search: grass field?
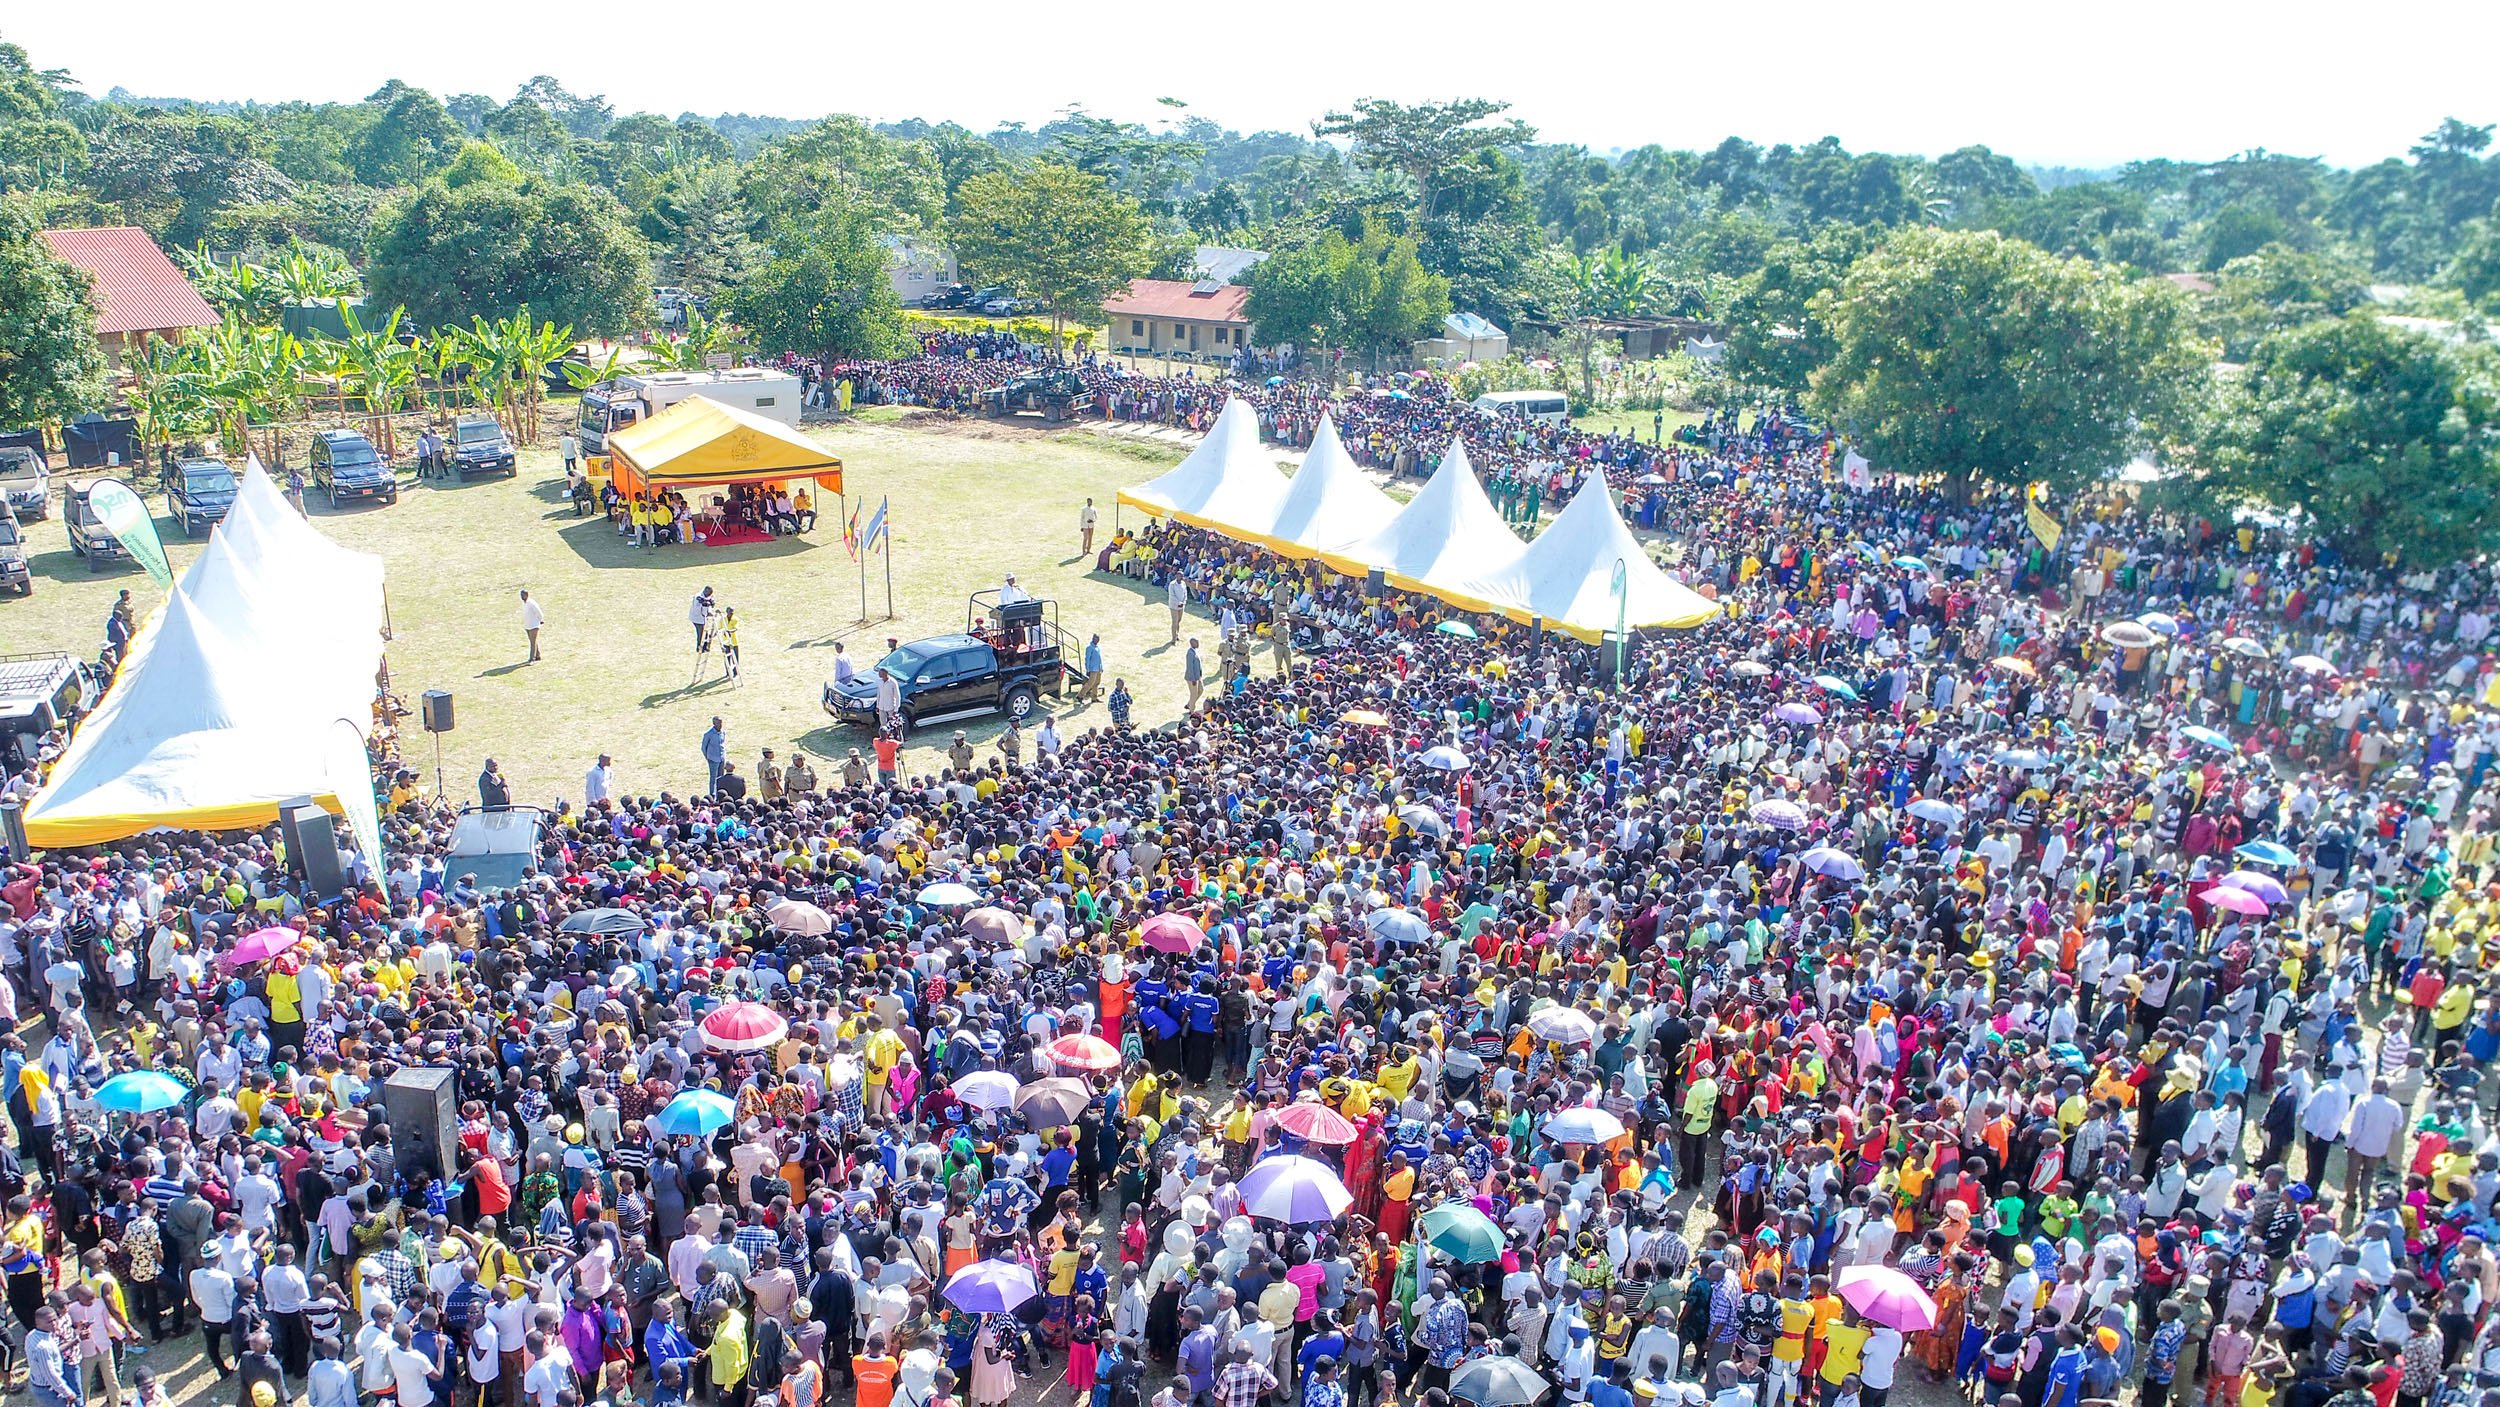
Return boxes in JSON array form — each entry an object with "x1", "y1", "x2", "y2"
[
  {"x1": 1571, "y1": 405, "x2": 1705, "y2": 442},
  {"x1": 5, "y1": 411, "x2": 1208, "y2": 809}
]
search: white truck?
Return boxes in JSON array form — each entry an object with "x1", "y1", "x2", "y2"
[{"x1": 576, "y1": 368, "x2": 804, "y2": 455}]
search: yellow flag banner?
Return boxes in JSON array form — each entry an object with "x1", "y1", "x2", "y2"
[{"x1": 2026, "y1": 500, "x2": 2064, "y2": 553}]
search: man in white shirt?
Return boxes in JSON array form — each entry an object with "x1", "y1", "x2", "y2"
[
  {"x1": 584, "y1": 754, "x2": 614, "y2": 807},
  {"x1": 523, "y1": 1329, "x2": 573, "y2": 1407},
  {"x1": 193, "y1": 1261, "x2": 241, "y2": 1375},
  {"x1": 519, "y1": 589, "x2": 544, "y2": 663}
]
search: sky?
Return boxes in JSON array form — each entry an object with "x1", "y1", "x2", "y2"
[{"x1": 14, "y1": 1, "x2": 2498, "y2": 171}]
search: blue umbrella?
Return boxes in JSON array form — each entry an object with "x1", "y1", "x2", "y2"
[
  {"x1": 651, "y1": 1090, "x2": 737, "y2": 1138},
  {"x1": 2181, "y1": 725, "x2": 2233, "y2": 751},
  {"x1": 2235, "y1": 840, "x2": 2298, "y2": 868},
  {"x1": 96, "y1": 1071, "x2": 188, "y2": 1114}
]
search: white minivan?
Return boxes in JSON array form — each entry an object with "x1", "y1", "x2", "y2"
[{"x1": 1471, "y1": 390, "x2": 1571, "y2": 426}]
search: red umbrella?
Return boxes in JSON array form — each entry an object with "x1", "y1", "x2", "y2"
[
  {"x1": 1273, "y1": 1100, "x2": 1360, "y2": 1146},
  {"x1": 1138, "y1": 913, "x2": 1206, "y2": 954},
  {"x1": 700, "y1": 1001, "x2": 789, "y2": 1052},
  {"x1": 1044, "y1": 1034, "x2": 1122, "y2": 1073}
]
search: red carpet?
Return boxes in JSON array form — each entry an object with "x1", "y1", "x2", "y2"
[{"x1": 692, "y1": 525, "x2": 775, "y2": 547}]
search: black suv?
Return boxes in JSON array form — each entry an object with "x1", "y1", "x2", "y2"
[
  {"x1": 309, "y1": 429, "x2": 398, "y2": 507},
  {"x1": 165, "y1": 457, "x2": 239, "y2": 536},
  {"x1": 450, "y1": 418, "x2": 516, "y2": 479}
]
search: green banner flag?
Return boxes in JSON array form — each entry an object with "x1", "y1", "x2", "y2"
[{"x1": 86, "y1": 477, "x2": 172, "y2": 590}]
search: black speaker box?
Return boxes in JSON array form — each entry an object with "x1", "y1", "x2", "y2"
[{"x1": 421, "y1": 689, "x2": 455, "y2": 733}]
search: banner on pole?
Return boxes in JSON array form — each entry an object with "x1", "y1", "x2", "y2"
[
  {"x1": 844, "y1": 504, "x2": 862, "y2": 560},
  {"x1": 2025, "y1": 500, "x2": 2064, "y2": 553},
  {"x1": 863, "y1": 496, "x2": 889, "y2": 552},
  {"x1": 1841, "y1": 450, "x2": 1873, "y2": 492},
  {"x1": 86, "y1": 477, "x2": 173, "y2": 589}
]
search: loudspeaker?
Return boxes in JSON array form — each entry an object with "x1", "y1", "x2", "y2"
[
  {"x1": 1365, "y1": 568, "x2": 1385, "y2": 600},
  {"x1": 286, "y1": 803, "x2": 347, "y2": 899},
  {"x1": 382, "y1": 1066, "x2": 457, "y2": 1183},
  {"x1": 420, "y1": 689, "x2": 455, "y2": 733}
]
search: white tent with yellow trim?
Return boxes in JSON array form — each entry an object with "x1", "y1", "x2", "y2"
[
  {"x1": 1222, "y1": 412, "x2": 1399, "y2": 560},
  {"x1": 1113, "y1": 398, "x2": 1286, "y2": 529},
  {"x1": 1476, "y1": 477, "x2": 1720, "y2": 639},
  {"x1": 1317, "y1": 439, "x2": 1525, "y2": 611},
  {"x1": 23, "y1": 459, "x2": 387, "y2": 849}
]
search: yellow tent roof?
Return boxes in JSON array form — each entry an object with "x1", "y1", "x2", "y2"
[{"x1": 608, "y1": 394, "x2": 844, "y2": 491}]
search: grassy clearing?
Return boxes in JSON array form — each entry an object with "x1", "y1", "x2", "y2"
[
  {"x1": 1571, "y1": 406, "x2": 1705, "y2": 442},
  {"x1": 5, "y1": 417, "x2": 1204, "y2": 809}
]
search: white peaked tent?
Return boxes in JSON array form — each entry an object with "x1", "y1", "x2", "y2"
[
  {"x1": 1318, "y1": 439, "x2": 1526, "y2": 611},
  {"x1": 24, "y1": 458, "x2": 389, "y2": 849},
  {"x1": 1113, "y1": 397, "x2": 1288, "y2": 529},
  {"x1": 1482, "y1": 477, "x2": 1721, "y2": 639},
  {"x1": 1227, "y1": 412, "x2": 1401, "y2": 560}
]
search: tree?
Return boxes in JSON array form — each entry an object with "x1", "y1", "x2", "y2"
[
  {"x1": 2195, "y1": 314, "x2": 2500, "y2": 566},
  {"x1": 441, "y1": 140, "x2": 522, "y2": 189},
  {"x1": 320, "y1": 302, "x2": 416, "y2": 455},
  {"x1": 1313, "y1": 99, "x2": 1535, "y2": 218},
  {"x1": 2444, "y1": 217, "x2": 2500, "y2": 311},
  {"x1": 726, "y1": 208, "x2": 912, "y2": 362},
  {"x1": 0, "y1": 39, "x2": 87, "y2": 189},
  {"x1": 1245, "y1": 225, "x2": 1450, "y2": 370},
  {"x1": 351, "y1": 81, "x2": 463, "y2": 186},
  {"x1": 1724, "y1": 225, "x2": 1876, "y2": 393},
  {"x1": 0, "y1": 194, "x2": 105, "y2": 425},
  {"x1": 739, "y1": 116, "x2": 943, "y2": 234},
  {"x1": 1543, "y1": 245, "x2": 1661, "y2": 401},
  {"x1": 1813, "y1": 227, "x2": 2210, "y2": 496},
  {"x1": 366, "y1": 179, "x2": 650, "y2": 335},
  {"x1": 950, "y1": 162, "x2": 1153, "y2": 350},
  {"x1": 2202, "y1": 242, "x2": 2368, "y2": 359}
]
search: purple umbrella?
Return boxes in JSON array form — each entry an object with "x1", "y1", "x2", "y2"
[
  {"x1": 1236, "y1": 1155, "x2": 1353, "y2": 1224},
  {"x1": 942, "y1": 1259, "x2": 1039, "y2": 1313},
  {"x1": 1771, "y1": 702, "x2": 1823, "y2": 726},
  {"x1": 1750, "y1": 799, "x2": 1810, "y2": 831},
  {"x1": 2218, "y1": 870, "x2": 2289, "y2": 905}
]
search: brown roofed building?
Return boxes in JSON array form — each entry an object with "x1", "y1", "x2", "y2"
[
  {"x1": 37, "y1": 226, "x2": 220, "y2": 368},
  {"x1": 1103, "y1": 278, "x2": 1255, "y2": 360}
]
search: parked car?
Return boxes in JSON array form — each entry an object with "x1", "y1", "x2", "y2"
[
  {"x1": 63, "y1": 483, "x2": 133, "y2": 570},
  {"x1": 0, "y1": 445, "x2": 48, "y2": 521},
  {"x1": 918, "y1": 284, "x2": 972, "y2": 309},
  {"x1": 445, "y1": 804, "x2": 551, "y2": 892},
  {"x1": 980, "y1": 297, "x2": 1021, "y2": 315},
  {"x1": 450, "y1": 418, "x2": 517, "y2": 479},
  {"x1": 823, "y1": 591, "x2": 1076, "y2": 730},
  {"x1": 309, "y1": 428, "x2": 398, "y2": 507},
  {"x1": 0, "y1": 515, "x2": 29, "y2": 595},
  {"x1": 164, "y1": 457, "x2": 239, "y2": 537}
]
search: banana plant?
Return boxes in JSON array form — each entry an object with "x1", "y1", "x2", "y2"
[
  {"x1": 562, "y1": 346, "x2": 624, "y2": 393},
  {"x1": 325, "y1": 303, "x2": 416, "y2": 458},
  {"x1": 493, "y1": 309, "x2": 576, "y2": 443},
  {"x1": 131, "y1": 335, "x2": 221, "y2": 452},
  {"x1": 662, "y1": 307, "x2": 750, "y2": 371},
  {"x1": 268, "y1": 238, "x2": 362, "y2": 304}
]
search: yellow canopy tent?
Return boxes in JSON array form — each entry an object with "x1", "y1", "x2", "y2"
[{"x1": 607, "y1": 394, "x2": 844, "y2": 496}]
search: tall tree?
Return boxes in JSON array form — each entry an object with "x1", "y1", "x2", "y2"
[
  {"x1": 725, "y1": 208, "x2": 912, "y2": 361},
  {"x1": 2194, "y1": 314, "x2": 2500, "y2": 567},
  {"x1": 740, "y1": 116, "x2": 943, "y2": 234},
  {"x1": 1246, "y1": 225, "x2": 1450, "y2": 368},
  {"x1": 1313, "y1": 99, "x2": 1534, "y2": 218},
  {"x1": 351, "y1": 81, "x2": 463, "y2": 186},
  {"x1": 1813, "y1": 227, "x2": 2209, "y2": 496},
  {"x1": 1724, "y1": 225, "x2": 1876, "y2": 393},
  {"x1": 0, "y1": 193, "x2": 105, "y2": 424},
  {"x1": 0, "y1": 39, "x2": 86, "y2": 189},
  {"x1": 366, "y1": 179, "x2": 651, "y2": 335},
  {"x1": 950, "y1": 162, "x2": 1153, "y2": 350}
]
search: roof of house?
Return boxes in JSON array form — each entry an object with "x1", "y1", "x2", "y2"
[
  {"x1": 1442, "y1": 312, "x2": 1505, "y2": 340},
  {"x1": 2161, "y1": 271, "x2": 2217, "y2": 295},
  {"x1": 37, "y1": 227, "x2": 219, "y2": 337},
  {"x1": 1103, "y1": 278, "x2": 1251, "y2": 325},
  {"x1": 1192, "y1": 245, "x2": 1269, "y2": 284}
]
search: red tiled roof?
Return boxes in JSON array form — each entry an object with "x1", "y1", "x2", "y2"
[
  {"x1": 1102, "y1": 278, "x2": 1251, "y2": 325},
  {"x1": 37, "y1": 227, "x2": 219, "y2": 337}
]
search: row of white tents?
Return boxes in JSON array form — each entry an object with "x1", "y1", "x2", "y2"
[
  {"x1": 24, "y1": 459, "x2": 388, "y2": 854},
  {"x1": 1116, "y1": 399, "x2": 1719, "y2": 640}
]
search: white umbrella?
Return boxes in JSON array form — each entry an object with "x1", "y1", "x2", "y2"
[
  {"x1": 1526, "y1": 1006, "x2": 1599, "y2": 1045},
  {"x1": 1365, "y1": 908, "x2": 1431, "y2": 944},
  {"x1": 919, "y1": 881, "x2": 981, "y2": 907},
  {"x1": 1906, "y1": 798, "x2": 1964, "y2": 826},
  {"x1": 954, "y1": 1071, "x2": 1020, "y2": 1110},
  {"x1": 1419, "y1": 745, "x2": 1471, "y2": 771}
]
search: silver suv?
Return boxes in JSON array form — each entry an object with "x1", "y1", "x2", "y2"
[{"x1": 0, "y1": 446, "x2": 48, "y2": 521}]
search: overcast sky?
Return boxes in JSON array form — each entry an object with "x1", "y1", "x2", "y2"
[{"x1": 15, "y1": 1, "x2": 2495, "y2": 170}]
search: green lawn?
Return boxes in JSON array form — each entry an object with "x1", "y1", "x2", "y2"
[
  {"x1": 1571, "y1": 406, "x2": 1704, "y2": 443},
  {"x1": 6, "y1": 411, "x2": 1202, "y2": 809}
]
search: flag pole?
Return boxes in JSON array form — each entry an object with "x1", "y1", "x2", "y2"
[{"x1": 882, "y1": 512, "x2": 895, "y2": 620}]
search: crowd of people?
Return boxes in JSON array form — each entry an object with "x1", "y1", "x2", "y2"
[{"x1": 9, "y1": 376, "x2": 2500, "y2": 1407}]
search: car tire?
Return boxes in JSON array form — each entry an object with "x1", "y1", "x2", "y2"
[
  {"x1": 328, "y1": 487, "x2": 341, "y2": 509},
  {"x1": 1005, "y1": 685, "x2": 1038, "y2": 720}
]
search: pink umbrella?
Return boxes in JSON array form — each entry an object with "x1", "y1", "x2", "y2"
[
  {"x1": 1138, "y1": 913, "x2": 1205, "y2": 954},
  {"x1": 2217, "y1": 871, "x2": 2289, "y2": 905},
  {"x1": 1835, "y1": 1265, "x2": 1937, "y2": 1331},
  {"x1": 1272, "y1": 1100, "x2": 1360, "y2": 1146},
  {"x1": 2203, "y1": 885, "x2": 2272, "y2": 917},
  {"x1": 1044, "y1": 1034, "x2": 1122, "y2": 1073},
  {"x1": 700, "y1": 1001, "x2": 790, "y2": 1052},
  {"x1": 220, "y1": 925, "x2": 302, "y2": 968}
]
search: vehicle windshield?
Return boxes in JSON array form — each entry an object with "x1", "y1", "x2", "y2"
[
  {"x1": 0, "y1": 454, "x2": 38, "y2": 482},
  {"x1": 456, "y1": 422, "x2": 503, "y2": 446},
  {"x1": 0, "y1": 519, "x2": 21, "y2": 545},
  {"x1": 182, "y1": 464, "x2": 237, "y2": 494},
  {"x1": 326, "y1": 440, "x2": 376, "y2": 466},
  {"x1": 875, "y1": 644, "x2": 933, "y2": 677}
]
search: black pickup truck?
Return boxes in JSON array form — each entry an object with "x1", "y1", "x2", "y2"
[{"x1": 823, "y1": 591, "x2": 1077, "y2": 730}]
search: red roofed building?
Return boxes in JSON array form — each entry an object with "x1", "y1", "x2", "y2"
[
  {"x1": 37, "y1": 226, "x2": 220, "y2": 368},
  {"x1": 1103, "y1": 278, "x2": 1256, "y2": 360}
]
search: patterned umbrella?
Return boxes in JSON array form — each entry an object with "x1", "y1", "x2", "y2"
[
  {"x1": 1750, "y1": 799, "x2": 1809, "y2": 830},
  {"x1": 1043, "y1": 1034, "x2": 1122, "y2": 1073},
  {"x1": 1236, "y1": 1155, "x2": 1353, "y2": 1224},
  {"x1": 700, "y1": 1002, "x2": 789, "y2": 1052}
]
